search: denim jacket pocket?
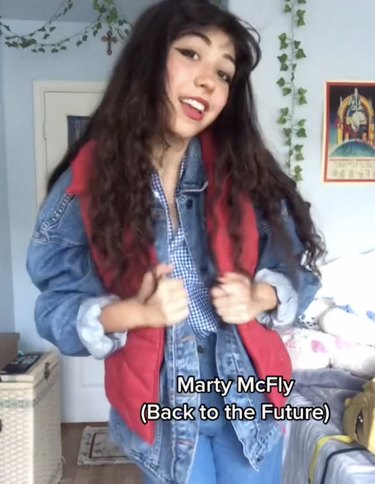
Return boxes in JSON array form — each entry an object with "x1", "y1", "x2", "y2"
[{"x1": 32, "y1": 169, "x2": 83, "y2": 243}]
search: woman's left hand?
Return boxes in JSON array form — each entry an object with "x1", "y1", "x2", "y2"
[{"x1": 210, "y1": 272, "x2": 277, "y2": 324}]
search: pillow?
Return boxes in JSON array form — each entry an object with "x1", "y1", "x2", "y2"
[
  {"x1": 281, "y1": 325, "x2": 375, "y2": 378},
  {"x1": 319, "y1": 307, "x2": 375, "y2": 347},
  {"x1": 281, "y1": 327, "x2": 331, "y2": 370}
]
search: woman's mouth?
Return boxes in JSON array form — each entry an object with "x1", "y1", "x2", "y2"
[{"x1": 179, "y1": 97, "x2": 209, "y2": 121}]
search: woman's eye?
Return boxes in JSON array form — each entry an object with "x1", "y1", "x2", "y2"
[
  {"x1": 177, "y1": 48, "x2": 199, "y2": 60},
  {"x1": 218, "y1": 70, "x2": 232, "y2": 84}
]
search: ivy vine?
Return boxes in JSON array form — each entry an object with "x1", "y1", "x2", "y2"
[
  {"x1": 277, "y1": 0, "x2": 307, "y2": 182},
  {"x1": 0, "y1": 0, "x2": 131, "y2": 54}
]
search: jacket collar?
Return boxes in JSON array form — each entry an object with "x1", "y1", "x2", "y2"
[{"x1": 179, "y1": 137, "x2": 208, "y2": 194}]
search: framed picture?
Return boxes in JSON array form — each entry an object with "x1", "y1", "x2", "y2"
[
  {"x1": 322, "y1": 81, "x2": 375, "y2": 183},
  {"x1": 67, "y1": 115, "x2": 90, "y2": 147}
]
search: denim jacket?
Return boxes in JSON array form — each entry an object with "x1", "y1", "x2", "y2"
[{"x1": 26, "y1": 138, "x2": 320, "y2": 483}]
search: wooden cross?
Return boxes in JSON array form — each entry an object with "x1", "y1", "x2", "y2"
[{"x1": 101, "y1": 30, "x2": 117, "y2": 56}]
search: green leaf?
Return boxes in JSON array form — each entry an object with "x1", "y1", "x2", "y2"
[
  {"x1": 50, "y1": 26, "x2": 56, "y2": 32},
  {"x1": 297, "y1": 88, "x2": 307, "y2": 95},
  {"x1": 278, "y1": 53, "x2": 288, "y2": 63},
  {"x1": 294, "y1": 144, "x2": 303, "y2": 152},
  {"x1": 284, "y1": 4, "x2": 292, "y2": 13},
  {"x1": 297, "y1": 18, "x2": 306, "y2": 26},
  {"x1": 278, "y1": 33, "x2": 288, "y2": 41},
  {"x1": 298, "y1": 96, "x2": 307, "y2": 105},
  {"x1": 296, "y1": 128, "x2": 307, "y2": 137},
  {"x1": 297, "y1": 119, "x2": 306, "y2": 127},
  {"x1": 280, "y1": 39, "x2": 289, "y2": 49},
  {"x1": 295, "y1": 152, "x2": 304, "y2": 161},
  {"x1": 280, "y1": 63, "x2": 289, "y2": 71},
  {"x1": 295, "y1": 48, "x2": 306, "y2": 59},
  {"x1": 284, "y1": 128, "x2": 292, "y2": 137},
  {"x1": 281, "y1": 107, "x2": 289, "y2": 116},
  {"x1": 51, "y1": 48, "x2": 59, "y2": 53},
  {"x1": 106, "y1": 8, "x2": 119, "y2": 25},
  {"x1": 283, "y1": 87, "x2": 292, "y2": 96},
  {"x1": 277, "y1": 117, "x2": 287, "y2": 125},
  {"x1": 293, "y1": 40, "x2": 301, "y2": 49},
  {"x1": 297, "y1": 0, "x2": 307, "y2": 4},
  {"x1": 277, "y1": 77, "x2": 286, "y2": 87}
]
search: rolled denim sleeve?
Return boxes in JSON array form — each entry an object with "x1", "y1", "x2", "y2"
[
  {"x1": 254, "y1": 268, "x2": 298, "y2": 329},
  {"x1": 256, "y1": 201, "x2": 321, "y2": 322},
  {"x1": 77, "y1": 295, "x2": 127, "y2": 359}
]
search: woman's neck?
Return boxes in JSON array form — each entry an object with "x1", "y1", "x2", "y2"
[{"x1": 152, "y1": 135, "x2": 190, "y2": 176}]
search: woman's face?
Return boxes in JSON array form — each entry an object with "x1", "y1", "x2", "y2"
[{"x1": 165, "y1": 27, "x2": 236, "y2": 142}]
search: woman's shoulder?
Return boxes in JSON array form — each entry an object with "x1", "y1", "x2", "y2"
[
  {"x1": 254, "y1": 199, "x2": 289, "y2": 234},
  {"x1": 33, "y1": 166, "x2": 87, "y2": 247}
]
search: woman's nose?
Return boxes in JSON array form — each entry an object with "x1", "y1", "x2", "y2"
[{"x1": 194, "y1": 71, "x2": 215, "y2": 91}]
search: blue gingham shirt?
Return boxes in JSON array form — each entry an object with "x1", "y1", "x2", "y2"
[
  {"x1": 151, "y1": 160, "x2": 219, "y2": 336},
  {"x1": 76, "y1": 153, "x2": 299, "y2": 358}
]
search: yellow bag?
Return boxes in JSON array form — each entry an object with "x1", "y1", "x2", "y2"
[{"x1": 343, "y1": 378, "x2": 375, "y2": 455}]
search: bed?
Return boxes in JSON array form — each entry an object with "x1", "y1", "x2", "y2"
[{"x1": 281, "y1": 250, "x2": 375, "y2": 483}]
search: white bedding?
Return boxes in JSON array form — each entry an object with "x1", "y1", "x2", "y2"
[{"x1": 282, "y1": 249, "x2": 375, "y2": 378}]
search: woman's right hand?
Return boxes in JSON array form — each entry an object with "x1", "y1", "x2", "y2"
[
  {"x1": 100, "y1": 264, "x2": 189, "y2": 332},
  {"x1": 137, "y1": 264, "x2": 189, "y2": 328}
]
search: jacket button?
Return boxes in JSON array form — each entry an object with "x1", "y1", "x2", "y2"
[
  {"x1": 186, "y1": 199, "x2": 193, "y2": 209},
  {"x1": 197, "y1": 345, "x2": 205, "y2": 353}
]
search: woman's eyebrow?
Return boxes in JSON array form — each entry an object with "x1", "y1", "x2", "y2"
[{"x1": 178, "y1": 30, "x2": 235, "y2": 65}]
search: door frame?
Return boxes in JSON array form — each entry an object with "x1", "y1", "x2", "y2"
[{"x1": 33, "y1": 80, "x2": 104, "y2": 207}]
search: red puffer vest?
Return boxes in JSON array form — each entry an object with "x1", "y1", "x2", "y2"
[{"x1": 67, "y1": 131, "x2": 292, "y2": 444}]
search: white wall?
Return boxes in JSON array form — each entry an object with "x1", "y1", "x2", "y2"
[
  {"x1": 0, "y1": 43, "x2": 15, "y2": 333},
  {"x1": 230, "y1": 0, "x2": 375, "y2": 259}
]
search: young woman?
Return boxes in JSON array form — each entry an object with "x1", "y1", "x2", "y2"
[{"x1": 27, "y1": 1, "x2": 325, "y2": 482}]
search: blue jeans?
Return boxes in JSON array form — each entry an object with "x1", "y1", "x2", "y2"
[{"x1": 143, "y1": 333, "x2": 283, "y2": 483}]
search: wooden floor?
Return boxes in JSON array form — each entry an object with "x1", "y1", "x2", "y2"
[{"x1": 61, "y1": 423, "x2": 143, "y2": 484}]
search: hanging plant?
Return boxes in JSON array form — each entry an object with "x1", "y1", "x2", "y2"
[
  {"x1": 0, "y1": 0, "x2": 132, "y2": 54},
  {"x1": 277, "y1": 0, "x2": 307, "y2": 182}
]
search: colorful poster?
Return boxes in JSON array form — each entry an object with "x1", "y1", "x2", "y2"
[{"x1": 322, "y1": 81, "x2": 375, "y2": 183}]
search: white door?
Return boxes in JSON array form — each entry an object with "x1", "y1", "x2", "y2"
[{"x1": 33, "y1": 82, "x2": 110, "y2": 422}]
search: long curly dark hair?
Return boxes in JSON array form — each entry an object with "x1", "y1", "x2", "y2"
[{"x1": 48, "y1": 0, "x2": 325, "y2": 288}]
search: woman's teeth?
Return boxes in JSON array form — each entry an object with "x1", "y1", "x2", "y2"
[{"x1": 181, "y1": 98, "x2": 205, "y2": 113}]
